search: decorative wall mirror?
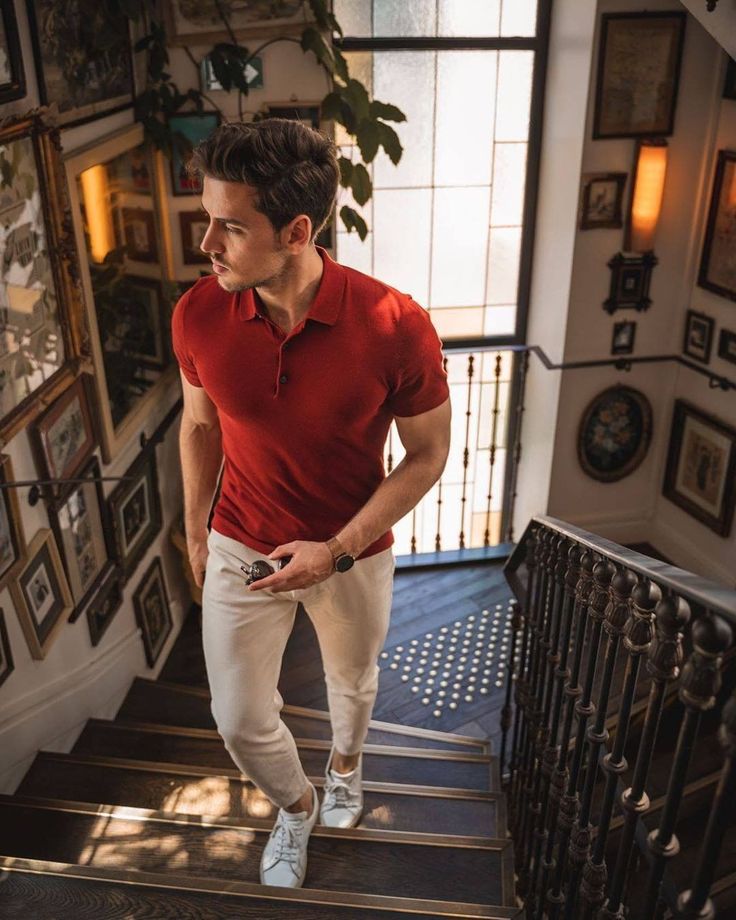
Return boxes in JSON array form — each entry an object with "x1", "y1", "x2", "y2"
[{"x1": 64, "y1": 124, "x2": 176, "y2": 462}]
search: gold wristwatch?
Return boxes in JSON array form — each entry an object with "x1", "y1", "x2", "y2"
[{"x1": 326, "y1": 536, "x2": 355, "y2": 573}]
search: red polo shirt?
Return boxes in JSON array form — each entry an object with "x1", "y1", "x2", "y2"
[{"x1": 171, "y1": 247, "x2": 449, "y2": 558}]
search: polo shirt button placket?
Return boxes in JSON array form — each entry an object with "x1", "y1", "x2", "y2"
[{"x1": 279, "y1": 374, "x2": 288, "y2": 384}]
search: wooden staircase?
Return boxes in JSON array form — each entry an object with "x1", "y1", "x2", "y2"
[{"x1": 0, "y1": 677, "x2": 519, "y2": 918}]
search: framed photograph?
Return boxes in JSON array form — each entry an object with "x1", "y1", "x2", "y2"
[
  {"x1": 26, "y1": 0, "x2": 134, "y2": 127},
  {"x1": 168, "y1": 112, "x2": 220, "y2": 197},
  {"x1": 11, "y1": 528, "x2": 73, "y2": 659},
  {"x1": 580, "y1": 173, "x2": 627, "y2": 230},
  {"x1": 663, "y1": 400, "x2": 736, "y2": 537},
  {"x1": 31, "y1": 375, "x2": 96, "y2": 493},
  {"x1": 717, "y1": 329, "x2": 736, "y2": 367},
  {"x1": 698, "y1": 150, "x2": 736, "y2": 302},
  {"x1": 165, "y1": 0, "x2": 312, "y2": 45},
  {"x1": 48, "y1": 455, "x2": 114, "y2": 622},
  {"x1": 86, "y1": 568, "x2": 123, "y2": 647},
  {"x1": 121, "y1": 208, "x2": 159, "y2": 263},
  {"x1": 578, "y1": 385, "x2": 652, "y2": 483},
  {"x1": 0, "y1": 113, "x2": 86, "y2": 445},
  {"x1": 133, "y1": 556, "x2": 173, "y2": 668},
  {"x1": 0, "y1": 608, "x2": 13, "y2": 688},
  {"x1": 113, "y1": 275, "x2": 168, "y2": 369},
  {"x1": 724, "y1": 57, "x2": 736, "y2": 101},
  {"x1": 200, "y1": 53, "x2": 263, "y2": 92},
  {"x1": 593, "y1": 12, "x2": 686, "y2": 139},
  {"x1": 611, "y1": 320, "x2": 636, "y2": 356},
  {"x1": 0, "y1": 2, "x2": 25, "y2": 103},
  {"x1": 265, "y1": 103, "x2": 320, "y2": 129},
  {"x1": 178, "y1": 212, "x2": 210, "y2": 265},
  {"x1": 108, "y1": 448, "x2": 162, "y2": 580},
  {"x1": 603, "y1": 252, "x2": 657, "y2": 314},
  {"x1": 0, "y1": 454, "x2": 25, "y2": 589},
  {"x1": 683, "y1": 310, "x2": 714, "y2": 364}
]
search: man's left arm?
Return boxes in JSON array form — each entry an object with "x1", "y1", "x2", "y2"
[{"x1": 249, "y1": 397, "x2": 451, "y2": 592}]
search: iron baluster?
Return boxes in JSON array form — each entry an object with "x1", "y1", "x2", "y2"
[
  {"x1": 484, "y1": 353, "x2": 503, "y2": 547},
  {"x1": 509, "y1": 542, "x2": 535, "y2": 793},
  {"x1": 504, "y1": 348, "x2": 528, "y2": 545},
  {"x1": 458, "y1": 354, "x2": 474, "y2": 550},
  {"x1": 600, "y1": 591, "x2": 690, "y2": 920},
  {"x1": 500, "y1": 598, "x2": 523, "y2": 783}
]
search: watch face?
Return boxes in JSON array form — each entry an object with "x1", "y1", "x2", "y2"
[{"x1": 336, "y1": 554, "x2": 355, "y2": 573}]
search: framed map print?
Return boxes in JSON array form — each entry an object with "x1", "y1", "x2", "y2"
[
  {"x1": 165, "y1": 0, "x2": 312, "y2": 45},
  {"x1": 698, "y1": 150, "x2": 736, "y2": 302},
  {"x1": 0, "y1": 2, "x2": 25, "y2": 104}
]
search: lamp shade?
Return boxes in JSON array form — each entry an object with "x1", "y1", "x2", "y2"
[
  {"x1": 80, "y1": 164, "x2": 115, "y2": 263},
  {"x1": 627, "y1": 140, "x2": 668, "y2": 253}
]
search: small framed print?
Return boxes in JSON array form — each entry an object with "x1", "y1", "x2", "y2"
[
  {"x1": 604, "y1": 252, "x2": 657, "y2": 314},
  {"x1": 0, "y1": 608, "x2": 13, "y2": 688},
  {"x1": 168, "y1": 112, "x2": 220, "y2": 196},
  {"x1": 724, "y1": 57, "x2": 736, "y2": 101},
  {"x1": 31, "y1": 375, "x2": 96, "y2": 495},
  {"x1": 698, "y1": 150, "x2": 736, "y2": 302},
  {"x1": 265, "y1": 104, "x2": 320, "y2": 129},
  {"x1": 108, "y1": 448, "x2": 162, "y2": 580},
  {"x1": 683, "y1": 310, "x2": 714, "y2": 364},
  {"x1": 663, "y1": 400, "x2": 736, "y2": 537},
  {"x1": 11, "y1": 529, "x2": 73, "y2": 659},
  {"x1": 717, "y1": 329, "x2": 736, "y2": 367},
  {"x1": 580, "y1": 173, "x2": 627, "y2": 230},
  {"x1": 578, "y1": 385, "x2": 652, "y2": 482},
  {"x1": 133, "y1": 556, "x2": 172, "y2": 668},
  {"x1": 0, "y1": 454, "x2": 25, "y2": 589},
  {"x1": 121, "y1": 207, "x2": 159, "y2": 263},
  {"x1": 593, "y1": 12, "x2": 686, "y2": 139},
  {"x1": 611, "y1": 320, "x2": 636, "y2": 356},
  {"x1": 86, "y1": 569, "x2": 123, "y2": 647},
  {"x1": 0, "y1": 3, "x2": 25, "y2": 104},
  {"x1": 179, "y1": 212, "x2": 210, "y2": 265},
  {"x1": 48, "y1": 456, "x2": 114, "y2": 622}
]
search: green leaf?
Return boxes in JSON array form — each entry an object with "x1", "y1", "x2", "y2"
[
  {"x1": 355, "y1": 119, "x2": 379, "y2": 163},
  {"x1": 349, "y1": 163, "x2": 372, "y2": 206},
  {"x1": 209, "y1": 49, "x2": 232, "y2": 91},
  {"x1": 332, "y1": 46, "x2": 349, "y2": 82},
  {"x1": 344, "y1": 79, "x2": 370, "y2": 121},
  {"x1": 338, "y1": 156, "x2": 353, "y2": 187},
  {"x1": 320, "y1": 91, "x2": 344, "y2": 121},
  {"x1": 377, "y1": 121, "x2": 403, "y2": 165},
  {"x1": 339, "y1": 205, "x2": 368, "y2": 241},
  {"x1": 134, "y1": 34, "x2": 153, "y2": 52},
  {"x1": 369, "y1": 100, "x2": 406, "y2": 123}
]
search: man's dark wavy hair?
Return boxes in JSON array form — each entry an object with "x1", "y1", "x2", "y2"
[{"x1": 188, "y1": 118, "x2": 339, "y2": 241}]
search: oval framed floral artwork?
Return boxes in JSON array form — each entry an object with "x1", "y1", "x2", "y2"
[{"x1": 578, "y1": 385, "x2": 653, "y2": 482}]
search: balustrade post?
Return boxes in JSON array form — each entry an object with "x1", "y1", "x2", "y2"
[
  {"x1": 599, "y1": 591, "x2": 690, "y2": 920},
  {"x1": 509, "y1": 529, "x2": 537, "y2": 796},
  {"x1": 500, "y1": 598, "x2": 522, "y2": 783},
  {"x1": 641, "y1": 614, "x2": 732, "y2": 920}
]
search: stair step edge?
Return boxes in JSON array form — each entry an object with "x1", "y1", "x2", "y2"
[{"x1": 0, "y1": 855, "x2": 521, "y2": 919}]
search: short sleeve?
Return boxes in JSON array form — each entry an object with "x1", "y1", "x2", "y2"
[
  {"x1": 171, "y1": 287, "x2": 202, "y2": 387},
  {"x1": 385, "y1": 300, "x2": 450, "y2": 417}
]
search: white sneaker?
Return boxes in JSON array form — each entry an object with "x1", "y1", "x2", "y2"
[
  {"x1": 319, "y1": 747, "x2": 363, "y2": 828},
  {"x1": 259, "y1": 784, "x2": 318, "y2": 888}
]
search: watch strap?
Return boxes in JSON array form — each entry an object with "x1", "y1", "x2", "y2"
[{"x1": 326, "y1": 536, "x2": 355, "y2": 571}]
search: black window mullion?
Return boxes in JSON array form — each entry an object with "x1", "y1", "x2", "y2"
[{"x1": 335, "y1": 37, "x2": 539, "y2": 52}]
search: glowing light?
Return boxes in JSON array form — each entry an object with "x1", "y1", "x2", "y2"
[
  {"x1": 628, "y1": 140, "x2": 668, "y2": 253},
  {"x1": 80, "y1": 165, "x2": 115, "y2": 263}
]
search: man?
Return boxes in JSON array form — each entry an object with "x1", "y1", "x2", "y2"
[{"x1": 172, "y1": 118, "x2": 451, "y2": 890}]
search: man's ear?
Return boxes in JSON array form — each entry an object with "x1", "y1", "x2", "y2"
[{"x1": 283, "y1": 214, "x2": 313, "y2": 252}]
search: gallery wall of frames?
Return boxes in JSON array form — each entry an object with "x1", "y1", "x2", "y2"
[{"x1": 0, "y1": 0, "x2": 327, "y2": 790}]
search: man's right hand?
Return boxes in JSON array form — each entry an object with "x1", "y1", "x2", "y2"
[{"x1": 187, "y1": 536, "x2": 209, "y2": 588}]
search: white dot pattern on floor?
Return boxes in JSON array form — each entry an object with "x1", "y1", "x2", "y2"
[{"x1": 379, "y1": 601, "x2": 519, "y2": 718}]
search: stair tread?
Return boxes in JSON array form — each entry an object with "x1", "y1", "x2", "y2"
[
  {"x1": 121, "y1": 678, "x2": 490, "y2": 753},
  {"x1": 0, "y1": 799, "x2": 510, "y2": 906},
  {"x1": 71, "y1": 720, "x2": 495, "y2": 791},
  {"x1": 16, "y1": 754, "x2": 502, "y2": 838}
]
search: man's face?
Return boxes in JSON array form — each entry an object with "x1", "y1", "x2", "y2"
[{"x1": 199, "y1": 176, "x2": 288, "y2": 292}]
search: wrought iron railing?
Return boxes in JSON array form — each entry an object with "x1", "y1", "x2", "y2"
[{"x1": 501, "y1": 515, "x2": 736, "y2": 919}]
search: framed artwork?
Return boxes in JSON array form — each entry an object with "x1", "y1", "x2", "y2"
[
  {"x1": 11, "y1": 528, "x2": 72, "y2": 659},
  {"x1": 0, "y1": 608, "x2": 13, "y2": 688},
  {"x1": 133, "y1": 556, "x2": 173, "y2": 667},
  {"x1": 698, "y1": 150, "x2": 736, "y2": 302},
  {"x1": 26, "y1": 0, "x2": 134, "y2": 127},
  {"x1": 31, "y1": 375, "x2": 96, "y2": 494},
  {"x1": 200, "y1": 53, "x2": 263, "y2": 92},
  {"x1": 48, "y1": 455, "x2": 114, "y2": 622},
  {"x1": 603, "y1": 252, "x2": 657, "y2": 314},
  {"x1": 165, "y1": 0, "x2": 312, "y2": 45},
  {"x1": 178, "y1": 212, "x2": 210, "y2": 265},
  {"x1": 578, "y1": 385, "x2": 652, "y2": 483},
  {"x1": 0, "y1": 2, "x2": 25, "y2": 103},
  {"x1": 593, "y1": 12, "x2": 686, "y2": 139},
  {"x1": 86, "y1": 568, "x2": 123, "y2": 647},
  {"x1": 724, "y1": 57, "x2": 736, "y2": 101},
  {"x1": 168, "y1": 112, "x2": 220, "y2": 197},
  {"x1": 663, "y1": 400, "x2": 736, "y2": 537},
  {"x1": 108, "y1": 447, "x2": 162, "y2": 580},
  {"x1": 580, "y1": 173, "x2": 627, "y2": 230},
  {"x1": 65, "y1": 123, "x2": 176, "y2": 463},
  {"x1": 0, "y1": 113, "x2": 86, "y2": 445},
  {"x1": 265, "y1": 104, "x2": 320, "y2": 129},
  {"x1": 717, "y1": 329, "x2": 736, "y2": 367},
  {"x1": 611, "y1": 320, "x2": 636, "y2": 356},
  {"x1": 0, "y1": 454, "x2": 25, "y2": 589},
  {"x1": 683, "y1": 310, "x2": 714, "y2": 364}
]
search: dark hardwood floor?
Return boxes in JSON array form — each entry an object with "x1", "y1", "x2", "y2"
[{"x1": 160, "y1": 561, "x2": 514, "y2": 750}]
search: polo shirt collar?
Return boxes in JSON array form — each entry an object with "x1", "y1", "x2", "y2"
[{"x1": 238, "y1": 246, "x2": 346, "y2": 325}]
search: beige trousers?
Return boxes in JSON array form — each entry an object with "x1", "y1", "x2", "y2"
[{"x1": 201, "y1": 528, "x2": 396, "y2": 807}]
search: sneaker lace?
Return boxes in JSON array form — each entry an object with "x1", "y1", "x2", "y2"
[
  {"x1": 272, "y1": 818, "x2": 304, "y2": 862},
  {"x1": 325, "y1": 777, "x2": 355, "y2": 810}
]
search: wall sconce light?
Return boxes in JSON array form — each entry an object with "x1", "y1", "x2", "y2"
[
  {"x1": 80, "y1": 164, "x2": 115, "y2": 264},
  {"x1": 604, "y1": 139, "x2": 668, "y2": 315}
]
